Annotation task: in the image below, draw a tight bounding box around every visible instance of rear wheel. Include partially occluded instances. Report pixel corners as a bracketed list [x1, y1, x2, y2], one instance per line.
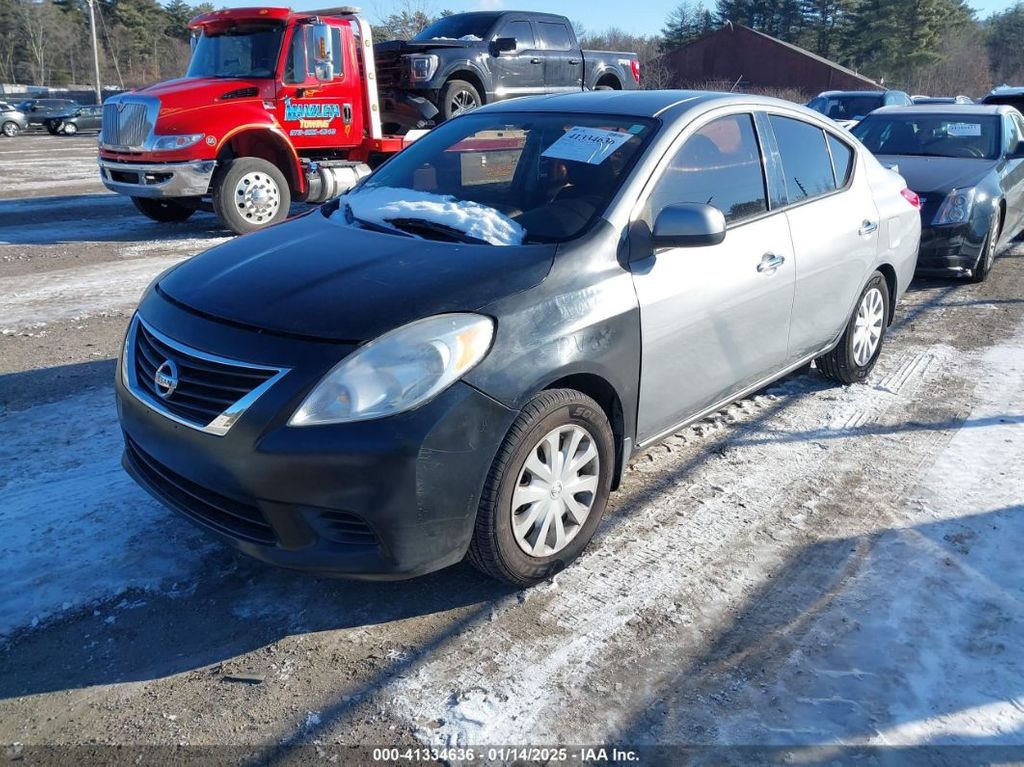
[131, 196, 196, 223]
[1, 121, 19, 137]
[46, 122, 61, 135]
[969, 214, 1000, 283]
[816, 271, 890, 385]
[440, 79, 482, 121]
[212, 157, 290, 235]
[468, 389, 614, 587]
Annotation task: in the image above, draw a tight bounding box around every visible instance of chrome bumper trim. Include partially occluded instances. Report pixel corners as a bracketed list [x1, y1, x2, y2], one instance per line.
[98, 158, 217, 198]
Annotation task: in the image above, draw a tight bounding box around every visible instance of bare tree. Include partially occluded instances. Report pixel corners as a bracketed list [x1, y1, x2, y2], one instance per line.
[14, 0, 60, 85]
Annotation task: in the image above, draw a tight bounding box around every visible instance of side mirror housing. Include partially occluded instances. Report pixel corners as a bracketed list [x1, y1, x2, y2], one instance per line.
[652, 203, 727, 248]
[311, 22, 334, 81]
[493, 37, 517, 54]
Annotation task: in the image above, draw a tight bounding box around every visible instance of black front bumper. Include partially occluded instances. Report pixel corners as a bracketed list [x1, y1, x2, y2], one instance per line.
[915, 218, 988, 276]
[117, 296, 517, 579]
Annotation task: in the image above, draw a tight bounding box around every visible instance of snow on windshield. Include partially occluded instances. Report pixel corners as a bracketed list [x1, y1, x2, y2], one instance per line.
[334, 186, 525, 246]
[427, 35, 483, 41]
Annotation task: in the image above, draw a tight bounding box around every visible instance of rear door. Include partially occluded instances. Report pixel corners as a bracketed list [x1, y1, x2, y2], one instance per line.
[489, 18, 545, 99]
[764, 113, 880, 360]
[535, 20, 581, 94]
[631, 111, 795, 441]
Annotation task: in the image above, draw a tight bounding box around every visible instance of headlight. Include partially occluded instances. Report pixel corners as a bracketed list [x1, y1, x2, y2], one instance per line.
[933, 187, 975, 226]
[289, 313, 494, 426]
[406, 54, 439, 82]
[151, 133, 205, 151]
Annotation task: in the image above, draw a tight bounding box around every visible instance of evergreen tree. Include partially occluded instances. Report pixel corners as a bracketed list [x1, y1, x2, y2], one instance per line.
[987, 2, 1024, 84]
[661, 2, 714, 50]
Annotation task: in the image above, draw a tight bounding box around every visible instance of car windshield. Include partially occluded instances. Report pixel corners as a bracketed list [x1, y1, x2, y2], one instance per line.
[808, 94, 884, 121]
[413, 14, 498, 41]
[852, 115, 1001, 160]
[186, 23, 283, 78]
[336, 112, 657, 245]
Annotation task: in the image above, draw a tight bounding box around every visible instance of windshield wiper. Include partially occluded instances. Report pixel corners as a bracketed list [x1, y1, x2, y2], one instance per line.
[386, 217, 490, 245]
[344, 206, 415, 238]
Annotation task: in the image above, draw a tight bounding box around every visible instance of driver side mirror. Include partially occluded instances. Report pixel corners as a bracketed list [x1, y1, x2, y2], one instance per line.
[493, 37, 517, 54]
[652, 203, 727, 248]
[310, 22, 334, 81]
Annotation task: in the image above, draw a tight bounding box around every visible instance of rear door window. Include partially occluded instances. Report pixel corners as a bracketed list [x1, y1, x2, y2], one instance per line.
[537, 21, 573, 51]
[648, 113, 768, 225]
[769, 115, 837, 203]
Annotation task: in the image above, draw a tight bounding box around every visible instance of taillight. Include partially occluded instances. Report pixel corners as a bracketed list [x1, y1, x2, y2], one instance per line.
[630, 59, 641, 83]
[901, 188, 921, 209]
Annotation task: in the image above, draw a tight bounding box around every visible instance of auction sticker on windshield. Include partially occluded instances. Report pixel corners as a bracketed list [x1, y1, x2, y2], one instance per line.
[542, 126, 634, 164]
[947, 122, 982, 137]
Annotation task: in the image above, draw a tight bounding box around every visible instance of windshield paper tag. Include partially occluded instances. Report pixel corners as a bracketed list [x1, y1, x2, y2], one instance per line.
[542, 127, 633, 164]
[947, 122, 982, 137]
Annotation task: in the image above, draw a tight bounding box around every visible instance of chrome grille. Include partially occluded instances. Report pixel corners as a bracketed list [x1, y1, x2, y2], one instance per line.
[124, 316, 288, 436]
[101, 101, 149, 149]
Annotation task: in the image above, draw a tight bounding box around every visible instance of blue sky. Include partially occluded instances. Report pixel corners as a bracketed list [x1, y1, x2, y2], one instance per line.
[257, 0, 1012, 37]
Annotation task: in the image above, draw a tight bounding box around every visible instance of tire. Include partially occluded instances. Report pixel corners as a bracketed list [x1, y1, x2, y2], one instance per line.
[439, 79, 482, 121]
[969, 214, 1000, 283]
[62, 122, 78, 136]
[595, 84, 615, 91]
[1, 121, 19, 138]
[46, 122, 61, 135]
[816, 271, 890, 385]
[212, 157, 290, 235]
[468, 388, 615, 587]
[131, 196, 196, 223]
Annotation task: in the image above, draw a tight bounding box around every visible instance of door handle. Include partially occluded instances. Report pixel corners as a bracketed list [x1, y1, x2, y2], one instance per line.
[757, 253, 786, 273]
[859, 220, 878, 236]
[568, 59, 580, 65]
[530, 57, 542, 64]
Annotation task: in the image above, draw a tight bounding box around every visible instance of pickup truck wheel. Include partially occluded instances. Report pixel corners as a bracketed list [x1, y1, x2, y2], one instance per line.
[440, 79, 482, 120]
[1, 121, 19, 137]
[815, 271, 889, 385]
[213, 157, 290, 235]
[467, 388, 614, 587]
[131, 197, 196, 223]
[595, 85, 615, 90]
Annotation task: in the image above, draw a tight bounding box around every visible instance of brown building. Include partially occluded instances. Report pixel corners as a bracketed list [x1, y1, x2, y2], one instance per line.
[664, 22, 879, 95]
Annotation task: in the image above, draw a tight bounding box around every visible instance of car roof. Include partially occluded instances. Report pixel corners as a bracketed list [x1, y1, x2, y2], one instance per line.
[476, 90, 806, 121]
[868, 104, 1008, 116]
[989, 85, 1024, 96]
[816, 90, 886, 97]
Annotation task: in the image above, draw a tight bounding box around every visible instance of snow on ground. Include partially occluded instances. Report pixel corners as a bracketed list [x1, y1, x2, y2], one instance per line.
[336, 186, 525, 246]
[0, 256, 185, 333]
[0, 388, 215, 638]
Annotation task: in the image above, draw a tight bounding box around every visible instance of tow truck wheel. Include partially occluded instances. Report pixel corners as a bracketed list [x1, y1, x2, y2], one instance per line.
[131, 197, 196, 223]
[212, 157, 290, 235]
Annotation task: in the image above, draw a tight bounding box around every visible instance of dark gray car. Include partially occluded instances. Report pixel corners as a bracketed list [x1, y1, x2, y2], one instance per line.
[44, 104, 103, 135]
[16, 98, 80, 129]
[0, 101, 29, 137]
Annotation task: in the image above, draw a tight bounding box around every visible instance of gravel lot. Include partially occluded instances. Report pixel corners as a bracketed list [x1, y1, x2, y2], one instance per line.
[1, 134, 1023, 753]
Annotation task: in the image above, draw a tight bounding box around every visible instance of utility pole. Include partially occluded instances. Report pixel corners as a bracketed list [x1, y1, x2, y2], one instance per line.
[86, 0, 102, 104]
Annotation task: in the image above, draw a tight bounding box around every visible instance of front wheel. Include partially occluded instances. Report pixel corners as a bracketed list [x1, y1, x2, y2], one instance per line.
[468, 389, 614, 587]
[212, 157, 290, 235]
[131, 196, 196, 223]
[46, 122, 61, 135]
[816, 271, 890, 385]
[1, 121, 19, 138]
[969, 214, 1000, 283]
[439, 79, 482, 121]
[62, 122, 78, 136]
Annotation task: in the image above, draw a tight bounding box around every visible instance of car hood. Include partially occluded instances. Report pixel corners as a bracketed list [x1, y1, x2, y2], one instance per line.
[375, 39, 477, 55]
[874, 155, 997, 194]
[158, 206, 556, 342]
[132, 77, 271, 111]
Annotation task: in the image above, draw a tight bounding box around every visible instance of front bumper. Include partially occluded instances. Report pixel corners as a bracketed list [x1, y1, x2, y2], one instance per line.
[915, 220, 986, 276]
[98, 157, 216, 199]
[116, 296, 517, 579]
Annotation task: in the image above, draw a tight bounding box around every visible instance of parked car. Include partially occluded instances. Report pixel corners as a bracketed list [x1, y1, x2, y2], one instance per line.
[852, 104, 1024, 282]
[912, 95, 974, 105]
[116, 91, 920, 586]
[15, 98, 80, 128]
[0, 101, 28, 137]
[42, 104, 103, 135]
[807, 90, 913, 129]
[981, 85, 1024, 114]
[374, 11, 640, 124]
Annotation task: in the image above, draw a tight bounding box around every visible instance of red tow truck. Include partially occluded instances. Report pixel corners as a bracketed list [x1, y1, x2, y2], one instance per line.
[97, 6, 436, 234]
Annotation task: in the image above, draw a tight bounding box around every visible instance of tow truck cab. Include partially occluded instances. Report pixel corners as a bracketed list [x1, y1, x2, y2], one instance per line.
[97, 6, 435, 234]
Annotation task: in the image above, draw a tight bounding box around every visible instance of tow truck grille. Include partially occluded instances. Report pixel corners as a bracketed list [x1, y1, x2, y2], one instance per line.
[101, 101, 149, 148]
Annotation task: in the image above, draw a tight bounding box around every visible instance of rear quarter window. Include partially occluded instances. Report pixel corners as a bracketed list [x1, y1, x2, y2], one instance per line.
[826, 134, 854, 187]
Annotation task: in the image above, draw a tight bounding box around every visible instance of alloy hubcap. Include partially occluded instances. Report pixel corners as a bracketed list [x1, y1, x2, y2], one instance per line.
[511, 424, 600, 558]
[234, 171, 280, 223]
[450, 90, 478, 117]
[852, 287, 884, 367]
[2, 123, 15, 136]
